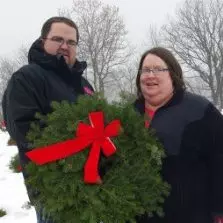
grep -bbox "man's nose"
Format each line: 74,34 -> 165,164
60,41 -> 69,49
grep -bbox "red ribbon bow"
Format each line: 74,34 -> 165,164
26,111 -> 121,184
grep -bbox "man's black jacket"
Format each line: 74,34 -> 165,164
2,39 -> 94,170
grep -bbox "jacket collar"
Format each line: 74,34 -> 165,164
28,38 -> 87,77
134,90 -> 185,114
28,39 -> 87,90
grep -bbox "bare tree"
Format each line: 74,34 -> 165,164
162,0 -> 223,109
116,64 -> 138,103
0,57 -> 17,115
0,58 -> 18,101
15,45 -> 29,66
144,25 -> 164,48
60,0 -> 131,97
58,8 -> 72,19
0,46 -> 29,112
114,59 -> 138,93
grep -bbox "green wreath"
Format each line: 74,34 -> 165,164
25,95 -> 169,223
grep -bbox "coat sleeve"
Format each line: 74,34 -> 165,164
207,104 -> 223,218
2,70 -> 45,164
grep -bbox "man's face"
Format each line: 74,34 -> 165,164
43,22 -> 77,66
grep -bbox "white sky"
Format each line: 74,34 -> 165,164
0,0 -> 183,58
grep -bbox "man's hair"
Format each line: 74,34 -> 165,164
136,47 -> 186,100
41,16 -> 79,43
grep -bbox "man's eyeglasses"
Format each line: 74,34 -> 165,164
44,36 -> 78,47
140,68 -> 169,75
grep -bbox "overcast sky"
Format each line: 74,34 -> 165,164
0,0 -> 183,58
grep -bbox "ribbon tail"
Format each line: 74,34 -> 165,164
26,137 -> 92,165
84,141 -> 101,184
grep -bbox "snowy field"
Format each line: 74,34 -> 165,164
0,131 -> 36,223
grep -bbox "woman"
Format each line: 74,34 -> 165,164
134,47 -> 223,223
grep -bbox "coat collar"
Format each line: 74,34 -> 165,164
134,90 -> 185,114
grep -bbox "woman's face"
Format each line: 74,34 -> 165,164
140,53 -> 174,108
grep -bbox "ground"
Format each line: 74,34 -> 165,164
0,131 -> 36,223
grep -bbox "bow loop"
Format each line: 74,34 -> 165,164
105,120 -> 121,137
89,111 -> 104,132
76,122 -> 94,137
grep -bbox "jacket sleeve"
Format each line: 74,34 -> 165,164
206,104 -> 223,218
3,70 -> 45,162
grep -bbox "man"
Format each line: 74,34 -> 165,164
2,16 -> 94,223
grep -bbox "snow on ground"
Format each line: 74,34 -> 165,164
0,131 -> 36,223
